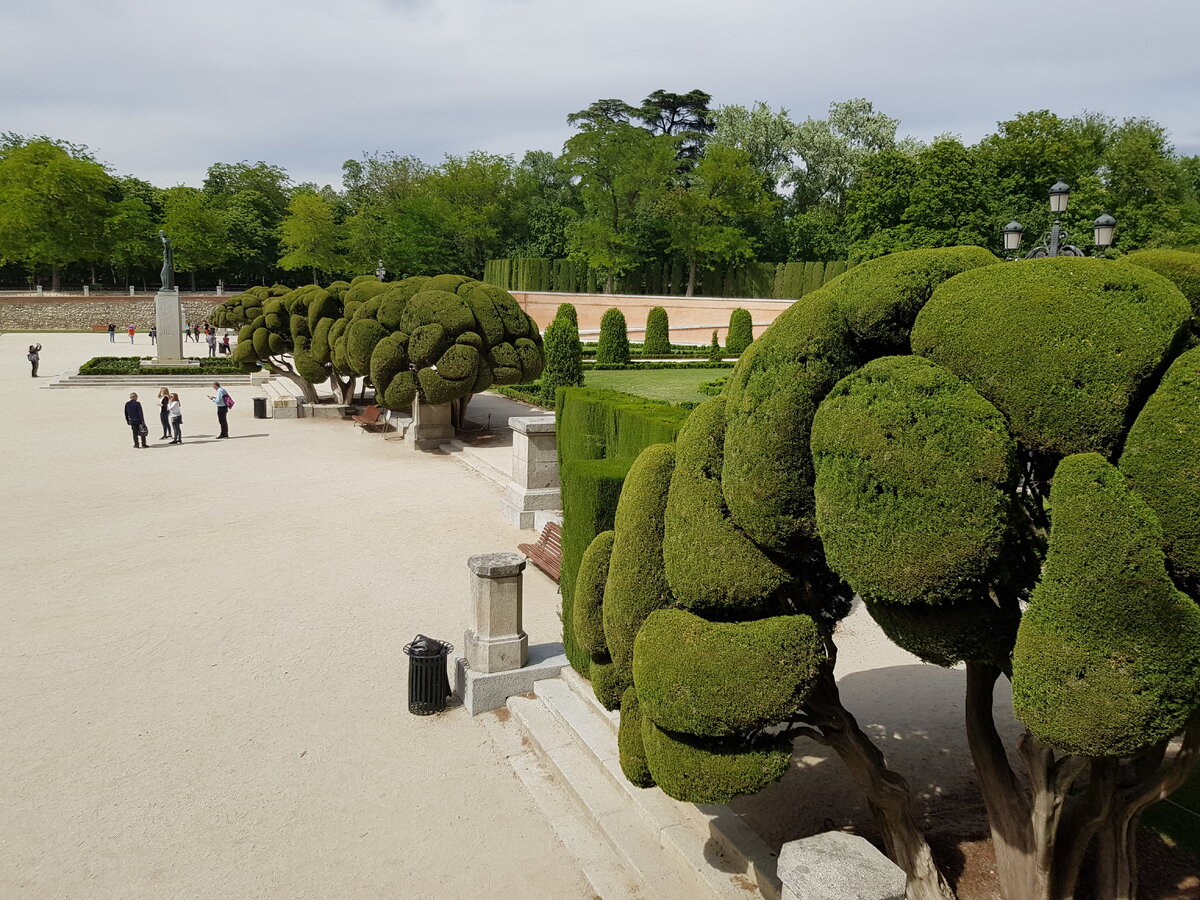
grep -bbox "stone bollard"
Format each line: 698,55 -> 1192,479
501,415 -> 561,529
36,285 -> 43,296
453,551 -> 567,715
778,832 -> 906,900
82,285 -> 89,297
464,552 -> 528,673
129,286 -> 135,296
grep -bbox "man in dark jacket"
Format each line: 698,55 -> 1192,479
124,392 -> 147,448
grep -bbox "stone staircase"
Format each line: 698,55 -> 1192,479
45,373 -> 261,389
481,666 -> 782,900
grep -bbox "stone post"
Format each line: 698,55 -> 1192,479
405,400 -> 455,451
500,415 -> 561,529
464,552 -> 529,673
129,286 -> 135,296
453,551 -> 566,715
82,285 -> 89,297
36,285 -> 43,296
141,288 -> 198,368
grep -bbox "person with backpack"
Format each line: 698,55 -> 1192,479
207,381 -> 232,438
27,343 -> 42,377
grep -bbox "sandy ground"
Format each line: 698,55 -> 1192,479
0,334 -> 591,899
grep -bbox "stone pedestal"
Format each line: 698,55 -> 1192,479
454,551 -> 566,714
464,553 -> 528,673
500,415 -> 561,529
405,400 -> 455,451
778,832 -> 905,900
141,289 -> 198,368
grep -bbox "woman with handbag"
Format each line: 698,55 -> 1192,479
157,387 -> 172,439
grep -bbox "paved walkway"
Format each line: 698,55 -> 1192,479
0,334 -> 590,898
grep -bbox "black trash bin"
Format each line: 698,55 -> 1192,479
403,635 -> 453,715
253,396 -> 268,419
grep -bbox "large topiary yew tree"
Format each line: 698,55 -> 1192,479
573,246 -> 1200,900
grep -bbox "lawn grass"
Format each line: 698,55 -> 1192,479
582,368 -> 720,404
1143,765 -> 1200,855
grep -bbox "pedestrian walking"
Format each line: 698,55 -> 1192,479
27,343 -> 42,378
157,387 -> 172,439
207,331 -> 217,357
149,326 -> 157,345
168,393 -> 183,444
107,323 -> 116,343
221,332 -> 231,355
192,323 -> 200,342
207,381 -> 231,438
183,321 -> 193,342
124,392 -> 148,448
127,323 -> 135,344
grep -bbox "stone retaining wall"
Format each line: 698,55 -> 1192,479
0,297 -> 226,332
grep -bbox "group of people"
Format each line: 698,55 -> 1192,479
106,323 -> 136,344
122,382 -> 233,448
105,321 -> 232,354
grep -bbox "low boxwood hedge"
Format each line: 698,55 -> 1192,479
78,356 -> 244,375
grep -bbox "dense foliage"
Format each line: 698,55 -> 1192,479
595,308 -> 630,364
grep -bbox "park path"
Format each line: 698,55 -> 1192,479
0,333 -> 590,899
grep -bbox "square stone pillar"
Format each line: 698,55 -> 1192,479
500,415 -> 561,529
405,400 -> 455,451
453,550 -> 566,715
142,289 -> 198,368
464,552 -> 528,674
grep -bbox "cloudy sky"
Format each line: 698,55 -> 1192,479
3,0 -> 1197,188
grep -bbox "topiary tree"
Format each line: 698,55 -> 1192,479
706,329 -> 721,361
643,306 -> 671,356
582,247 -> 1200,900
725,307 -> 753,355
596,308 -> 630,364
538,307 -> 584,406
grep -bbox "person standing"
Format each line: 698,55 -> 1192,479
206,331 -> 217,357
157,387 -> 172,439
192,323 -> 200,343
107,323 -> 116,343
207,381 -> 230,438
149,325 -> 157,345
124,392 -> 148,448
221,332 -> 231,355
27,343 -> 42,378
168,393 -> 183,444
127,323 -> 135,344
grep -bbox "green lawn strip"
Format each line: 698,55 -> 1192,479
583,369 -> 717,404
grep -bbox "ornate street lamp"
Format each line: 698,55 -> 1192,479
1003,181 -> 1117,258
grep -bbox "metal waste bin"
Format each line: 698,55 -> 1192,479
253,396 -> 268,419
403,635 -> 453,715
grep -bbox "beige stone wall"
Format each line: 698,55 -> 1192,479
0,295 -> 226,332
509,291 -> 793,344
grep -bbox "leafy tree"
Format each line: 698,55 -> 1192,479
203,161 -> 291,283
0,137 -> 114,289
643,306 -> 670,356
212,283 -> 321,401
278,191 -> 343,282
427,151 -> 514,276
578,248 -> 1199,900
596,307 -> 630,364
161,186 -> 229,290
711,101 -> 798,193
790,98 -> 902,210
564,124 -> 677,292
503,151 -> 579,258
104,196 -> 160,288
637,89 -> 715,163
659,145 -> 774,295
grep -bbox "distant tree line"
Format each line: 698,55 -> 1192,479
1,96 -> 1197,292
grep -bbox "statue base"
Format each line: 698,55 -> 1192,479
140,358 -> 200,368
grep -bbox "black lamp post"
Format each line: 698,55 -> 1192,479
1003,181 -> 1117,259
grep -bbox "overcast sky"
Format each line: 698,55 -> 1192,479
2,0 -> 1197,189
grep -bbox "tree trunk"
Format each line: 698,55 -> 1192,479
51,264 -> 61,292
964,663 -> 1040,899
605,269 -> 614,294
806,670 -> 956,900
686,259 -> 697,297
190,270 -> 197,291
312,266 -> 317,284
90,265 -> 97,286
269,357 -> 320,403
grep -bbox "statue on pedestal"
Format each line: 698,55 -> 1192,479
159,230 -> 175,292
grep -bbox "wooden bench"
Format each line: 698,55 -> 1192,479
519,522 -> 562,582
352,404 -> 387,432
91,325 -> 112,332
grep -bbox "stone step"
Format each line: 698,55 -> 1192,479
478,711 -> 647,900
439,439 -> 510,489
539,672 -> 783,900
507,694 -> 713,900
45,374 -> 260,389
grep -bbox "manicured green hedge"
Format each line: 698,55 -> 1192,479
643,307 -> 671,356
573,530 -> 615,659
913,258 -> 1190,457
1125,249 -> 1200,320
1012,454 -> 1200,757
725,308 -> 753,356
1120,345 -> 1200,591
633,610 -> 823,736
641,718 -> 792,804
811,355 -> 1016,606
78,356 -> 243,375
538,313 -> 584,405
618,686 -> 654,787
596,308 -> 631,364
